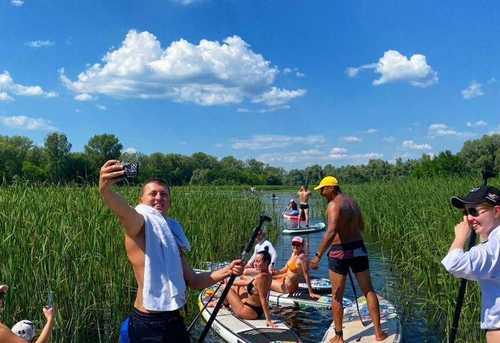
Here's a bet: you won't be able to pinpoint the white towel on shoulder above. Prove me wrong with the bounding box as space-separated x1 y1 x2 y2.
135 204 191 311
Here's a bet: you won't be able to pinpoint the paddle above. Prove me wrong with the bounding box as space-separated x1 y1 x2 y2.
347 270 369 327
448 168 496 343
187 280 223 333
197 214 272 343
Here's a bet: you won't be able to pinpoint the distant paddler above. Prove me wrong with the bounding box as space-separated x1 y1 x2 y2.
99 160 243 343
310 176 387 343
270 236 321 300
298 185 312 227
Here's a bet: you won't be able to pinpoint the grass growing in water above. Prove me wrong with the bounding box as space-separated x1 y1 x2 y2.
0 184 263 342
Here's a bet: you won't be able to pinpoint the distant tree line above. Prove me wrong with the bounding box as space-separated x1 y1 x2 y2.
1 133 499 186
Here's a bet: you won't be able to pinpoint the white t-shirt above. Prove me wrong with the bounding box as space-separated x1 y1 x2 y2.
441 225 500 330
247 240 277 269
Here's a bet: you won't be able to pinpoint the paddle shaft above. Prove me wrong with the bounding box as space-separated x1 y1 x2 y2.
348 270 369 327
197 215 271 343
448 230 476 343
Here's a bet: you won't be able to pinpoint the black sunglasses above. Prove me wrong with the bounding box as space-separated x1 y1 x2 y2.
462 207 486 217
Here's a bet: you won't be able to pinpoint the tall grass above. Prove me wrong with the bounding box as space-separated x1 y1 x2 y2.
0 184 263 342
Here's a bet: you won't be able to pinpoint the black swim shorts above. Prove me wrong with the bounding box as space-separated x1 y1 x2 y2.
327 241 369 275
127 308 190 343
299 203 309 210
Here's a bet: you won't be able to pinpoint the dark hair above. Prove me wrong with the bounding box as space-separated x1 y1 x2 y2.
257 246 272 265
140 178 170 196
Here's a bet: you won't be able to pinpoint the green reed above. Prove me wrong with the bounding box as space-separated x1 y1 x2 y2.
0 184 263 342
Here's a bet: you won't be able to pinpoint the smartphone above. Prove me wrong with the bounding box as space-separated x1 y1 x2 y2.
47 290 54 308
122 162 139 179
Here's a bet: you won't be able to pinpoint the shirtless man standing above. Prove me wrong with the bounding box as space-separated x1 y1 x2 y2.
310 176 387 343
298 185 312 227
99 160 242 342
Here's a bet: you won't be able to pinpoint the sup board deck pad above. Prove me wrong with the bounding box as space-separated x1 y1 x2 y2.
282 222 326 234
321 295 401 342
269 289 352 310
198 286 301 343
298 278 331 294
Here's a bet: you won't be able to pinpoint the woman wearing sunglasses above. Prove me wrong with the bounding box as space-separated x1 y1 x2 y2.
442 185 500 342
271 236 321 300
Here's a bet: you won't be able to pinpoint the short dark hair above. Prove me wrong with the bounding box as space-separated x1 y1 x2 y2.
257 246 272 265
140 178 170 196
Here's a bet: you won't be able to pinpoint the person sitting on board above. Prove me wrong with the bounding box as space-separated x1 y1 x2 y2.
270 236 321 300
99 160 243 343
210 248 276 328
244 228 277 274
442 185 500 343
284 199 299 216
298 185 312 227
0 284 56 343
310 176 387 343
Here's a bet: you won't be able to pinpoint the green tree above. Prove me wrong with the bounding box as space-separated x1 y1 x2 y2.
459 134 500 173
84 134 123 180
44 132 72 182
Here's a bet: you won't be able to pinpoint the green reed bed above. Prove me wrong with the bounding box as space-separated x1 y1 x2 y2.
0 184 263 342
342 177 498 343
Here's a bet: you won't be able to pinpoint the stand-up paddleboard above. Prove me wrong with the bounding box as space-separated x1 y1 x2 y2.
321 295 401 342
198 285 302 343
298 278 331 294
282 222 326 234
269 289 350 310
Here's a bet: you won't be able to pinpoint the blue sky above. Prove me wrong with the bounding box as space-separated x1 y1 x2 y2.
1 0 499 169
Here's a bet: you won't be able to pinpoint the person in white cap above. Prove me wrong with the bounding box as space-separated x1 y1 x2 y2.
442 185 500 342
244 228 277 274
310 176 387 343
0 284 56 343
271 236 320 300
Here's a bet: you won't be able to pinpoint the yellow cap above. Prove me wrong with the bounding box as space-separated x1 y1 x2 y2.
314 176 339 190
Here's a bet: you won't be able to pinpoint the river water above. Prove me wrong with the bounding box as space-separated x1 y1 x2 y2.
194 191 441 343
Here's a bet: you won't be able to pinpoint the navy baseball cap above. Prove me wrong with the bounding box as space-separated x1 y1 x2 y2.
451 185 500 209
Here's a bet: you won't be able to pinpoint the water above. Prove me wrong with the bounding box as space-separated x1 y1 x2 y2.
193 191 441 342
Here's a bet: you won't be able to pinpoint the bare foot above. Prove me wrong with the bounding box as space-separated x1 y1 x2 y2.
207 300 218 308
375 331 388 341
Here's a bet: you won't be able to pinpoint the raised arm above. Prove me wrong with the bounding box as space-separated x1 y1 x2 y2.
310 202 340 269
99 160 144 238
34 307 56 343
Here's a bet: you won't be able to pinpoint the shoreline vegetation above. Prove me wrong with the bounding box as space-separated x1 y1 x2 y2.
1 133 499 187
2 178 498 341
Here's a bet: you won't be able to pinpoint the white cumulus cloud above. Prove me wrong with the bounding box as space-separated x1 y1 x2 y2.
74 93 95 101
25 40 55 48
342 136 362 143
10 0 24 6
123 147 137 154
428 123 459 137
0 115 56 131
466 120 487 128
0 92 14 102
61 30 305 108
461 81 484 99
232 134 325 150
347 50 437 87
402 140 432 150
0 71 56 100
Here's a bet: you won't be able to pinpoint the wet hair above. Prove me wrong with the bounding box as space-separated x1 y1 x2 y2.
140 178 170 196
257 246 272 266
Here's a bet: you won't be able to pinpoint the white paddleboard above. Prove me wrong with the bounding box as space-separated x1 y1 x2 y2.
269 289 350 310
298 277 331 294
282 222 326 234
321 295 401 342
198 285 302 343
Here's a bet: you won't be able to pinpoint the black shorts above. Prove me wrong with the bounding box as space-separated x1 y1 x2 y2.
127 308 190 343
327 241 369 275
299 203 309 210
